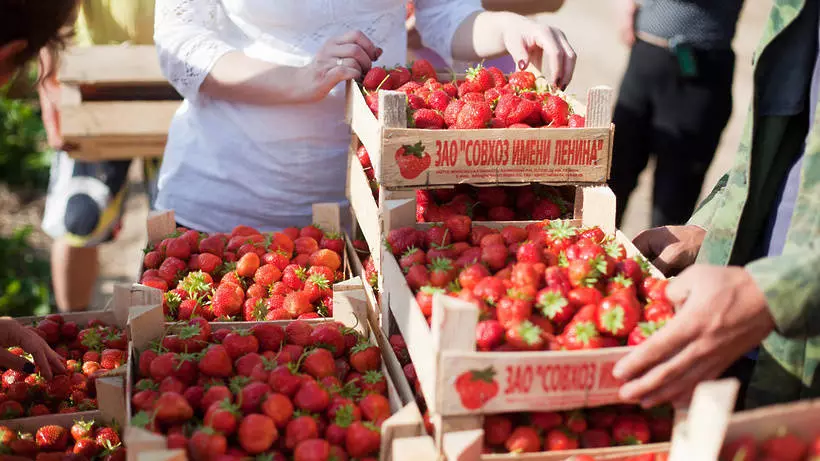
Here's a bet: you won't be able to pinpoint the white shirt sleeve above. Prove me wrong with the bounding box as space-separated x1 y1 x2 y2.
154 0 236 99
414 0 484 68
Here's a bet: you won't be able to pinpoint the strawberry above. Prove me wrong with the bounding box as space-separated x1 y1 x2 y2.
505 426 541 453
166 237 191 260
505 321 545 351
286 415 319 450
497 289 534 329
484 415 513 446
269 363 304 397
721 435 758 461
283 264 308 290
309 325 345 357
261 393 294 428
35 424 69 451
201 385 232 412
545 427 579 450
349 343 381 373
595 294 641 338
508 71 536 91
412 108 445 129
536 289 575 325
395 142 431 180
155 391 194 424
220 330 259 360
415 285 444 317
627 321 661 346
360 370 387 395
454 101 493 129
427 257 457 288
198 344 233 377
399 247 427 271
285 321 314 346
71 419 95 441
457 79 482 98
284 291 314 317
476 320 505 351
481 244 509 271
362 67 390 91
304 274 332 303
411 59 436 82
580 428 611 448
294 379 330 413
235 379 272 414
308 249 342 272
100 349 125 370
212 283 244 318
760 431 808 461
95 426 120 447
294 439 331 461
486 67 506 87
346 421 381 458
189 427 228 461
612 414 651 445
358 393 390 425
303 348 336 379
444 215 471 242
562 319 604 350
568 114 585 127
144 250 163 269
466 64 494 91
542 94 570 127
443 100 465 126
644 299 675 323
73 438 101 457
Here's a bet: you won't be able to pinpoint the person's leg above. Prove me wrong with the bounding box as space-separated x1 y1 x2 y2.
651 49 735 227
609 41 658 227
42 152 132 312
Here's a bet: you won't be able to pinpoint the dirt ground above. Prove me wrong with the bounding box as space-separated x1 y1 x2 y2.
12 0 771 310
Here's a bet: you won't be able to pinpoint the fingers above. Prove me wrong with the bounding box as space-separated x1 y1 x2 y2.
320 65 362 93
331 43 373 75
17 330 64 380
665 267 697 304
532 29 563 86
335 30 380 61
618 335 710 405
638 355 724 408
0 348 30 371
632 228 661 259
551 29 576 89
504 34 531 75
612 312 697 383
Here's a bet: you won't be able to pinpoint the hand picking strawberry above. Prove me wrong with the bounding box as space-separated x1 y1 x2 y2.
0 319 65 381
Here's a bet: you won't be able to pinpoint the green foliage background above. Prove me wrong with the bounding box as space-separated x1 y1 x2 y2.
0 75 54 316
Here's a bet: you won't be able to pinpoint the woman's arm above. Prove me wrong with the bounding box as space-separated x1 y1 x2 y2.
481 0 564 15
154 0 379 105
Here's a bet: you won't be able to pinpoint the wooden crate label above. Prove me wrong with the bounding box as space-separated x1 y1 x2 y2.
438 348 628 415
381 127 611 188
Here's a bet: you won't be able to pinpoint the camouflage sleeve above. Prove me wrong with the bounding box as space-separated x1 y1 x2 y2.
745 249 820 338
686 173 729 230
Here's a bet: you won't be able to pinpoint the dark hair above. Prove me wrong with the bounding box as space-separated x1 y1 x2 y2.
1 0 78 70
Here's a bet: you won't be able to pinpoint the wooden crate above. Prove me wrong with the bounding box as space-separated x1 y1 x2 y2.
123 289 428 461
373 194 664 417
345 77 615 191
58 45 179 161
135 201 349 291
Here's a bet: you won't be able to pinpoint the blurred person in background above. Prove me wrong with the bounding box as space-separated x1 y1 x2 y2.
407 0 567 74
610 0 744 228
614 0 820 411
39 0 162 313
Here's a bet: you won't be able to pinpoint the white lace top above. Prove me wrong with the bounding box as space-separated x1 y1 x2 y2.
154 0 483 232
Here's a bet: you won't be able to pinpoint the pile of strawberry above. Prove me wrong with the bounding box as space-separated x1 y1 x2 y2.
130 318 388 461
0 419 124 461
482 406 671 454
568 454 668 461
1 315 126 419
721 431 820 461
139 224 346 322
360 60 584 129
386 216 672 351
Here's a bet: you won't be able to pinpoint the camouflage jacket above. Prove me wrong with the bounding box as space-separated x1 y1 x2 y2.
688 0 820 408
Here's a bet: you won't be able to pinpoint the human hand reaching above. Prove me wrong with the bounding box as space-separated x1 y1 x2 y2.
499 15 576 89
0 318 66 380
298 30 383 103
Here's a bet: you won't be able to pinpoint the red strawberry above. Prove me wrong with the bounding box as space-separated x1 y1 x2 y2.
201 385 232 412
303 348 336 379
411 59 436 82
542 94 570 127
155 392 194 424
212 283 244 318
36 425 69 451
269 364 304 397
476 320 505 351
309 325 346 357
497 289 534 329
95 426 121 447
294 379 330 413
612 414 651 445
100 349 125 370
454 102 493 129
286 415 319 450
721 435 758 461
189 427 228 461
346 421 381 458
484 415 513 446
508 71 536 91
198 345 234 377
465 64 493 92
415 285 444 317
580 428 611 448
595 295 641 338
760 432 808 461
261 393 294 429
505 426 541 453
545 428 579 451
362 67 390 91
285 321 314 346
443 99 465 126
358 393 390 424
349 343 381 373
412 108 445 129
568 114 585 127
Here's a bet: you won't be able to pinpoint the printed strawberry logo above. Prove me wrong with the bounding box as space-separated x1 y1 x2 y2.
395 141 431 179
454 366 499 410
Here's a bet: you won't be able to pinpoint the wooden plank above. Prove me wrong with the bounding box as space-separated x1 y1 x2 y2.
442 429 484 461
60 45 166 86
585 86 615 128
431 294 480 414
380 403 425 461
480 443 671 461
347 136 383 270
576 185 616 235
724 396 820 439
62 101 178 160
392 436 438 461
346 81 384 176
311 202 342 234
669 379 739 461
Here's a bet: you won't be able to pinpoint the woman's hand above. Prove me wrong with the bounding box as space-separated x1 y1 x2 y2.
499 14 576 89
0 319 66 380
298 30 382 103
